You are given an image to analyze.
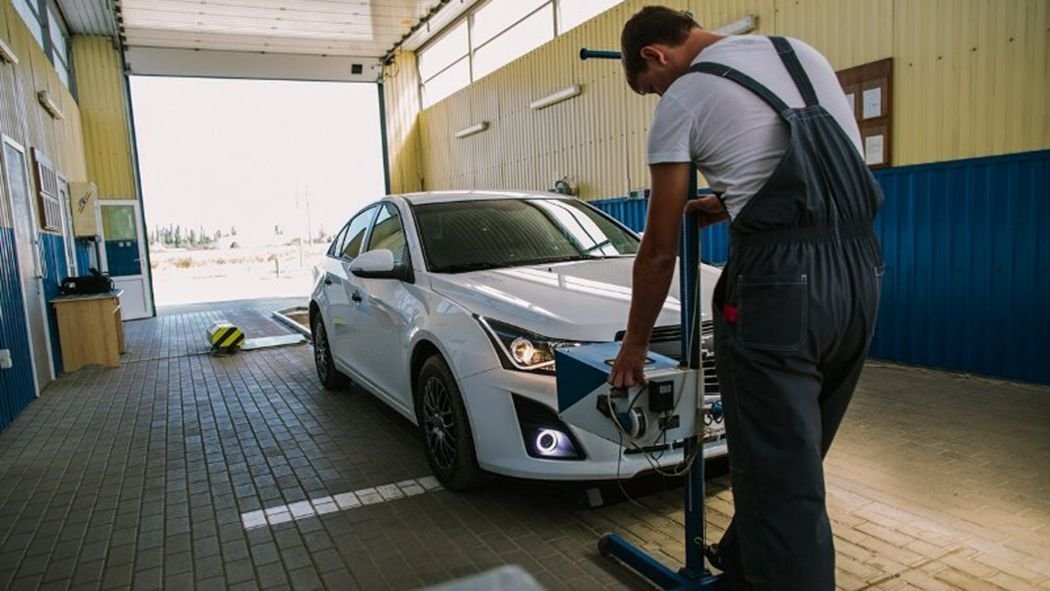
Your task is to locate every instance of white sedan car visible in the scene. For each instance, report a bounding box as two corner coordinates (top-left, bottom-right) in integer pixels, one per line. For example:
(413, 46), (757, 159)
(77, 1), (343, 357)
(310, 190), (725, 490)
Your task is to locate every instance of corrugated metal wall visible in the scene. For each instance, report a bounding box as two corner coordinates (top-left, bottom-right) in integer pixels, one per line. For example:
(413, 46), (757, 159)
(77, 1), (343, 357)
(593, 191), (731, 263)
(383, 0), (1049, 199)
(0, 2), (88, 188)
(593, 151), (1050, 385)
(74, 238), (92, 272)
(40, 233), (67, 375)
(382, 52), (424, 194)
(871, 150), (1049, 385)
(1, 3), (93, 428)
(0, 227), (36, 431)
(72, 36), (136, 200)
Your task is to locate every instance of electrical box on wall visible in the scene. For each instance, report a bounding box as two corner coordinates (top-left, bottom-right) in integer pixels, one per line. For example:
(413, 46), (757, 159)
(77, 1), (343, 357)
(69, 181), (99, 238)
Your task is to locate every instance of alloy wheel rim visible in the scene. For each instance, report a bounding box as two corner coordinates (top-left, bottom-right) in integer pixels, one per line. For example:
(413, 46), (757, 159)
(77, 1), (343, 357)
(422, 377), (456, 471)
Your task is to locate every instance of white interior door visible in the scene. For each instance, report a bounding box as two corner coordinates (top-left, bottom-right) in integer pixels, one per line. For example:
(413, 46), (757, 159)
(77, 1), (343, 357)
(100, 200), (155, 319)
(2, 136), (53, 392)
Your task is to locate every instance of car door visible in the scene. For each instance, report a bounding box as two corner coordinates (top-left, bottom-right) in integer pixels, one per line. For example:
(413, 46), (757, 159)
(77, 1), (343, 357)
(344, 202), (416, 410)
(324, 205), (377, 371)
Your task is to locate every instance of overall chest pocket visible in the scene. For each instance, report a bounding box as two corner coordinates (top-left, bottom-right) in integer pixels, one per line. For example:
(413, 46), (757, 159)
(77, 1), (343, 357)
(736, 274), (808, 351)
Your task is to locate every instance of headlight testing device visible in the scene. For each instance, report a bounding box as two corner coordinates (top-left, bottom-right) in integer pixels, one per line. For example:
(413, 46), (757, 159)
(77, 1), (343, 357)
(554, 47), (724, 591)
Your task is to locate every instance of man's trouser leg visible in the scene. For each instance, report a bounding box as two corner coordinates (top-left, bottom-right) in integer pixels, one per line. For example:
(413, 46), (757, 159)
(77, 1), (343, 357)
(713, 321), (833, 590)
(711, 248), (881, 590)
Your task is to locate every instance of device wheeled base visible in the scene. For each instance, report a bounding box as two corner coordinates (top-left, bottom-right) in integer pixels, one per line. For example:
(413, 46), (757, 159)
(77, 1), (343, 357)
(598, 533), (723, 590)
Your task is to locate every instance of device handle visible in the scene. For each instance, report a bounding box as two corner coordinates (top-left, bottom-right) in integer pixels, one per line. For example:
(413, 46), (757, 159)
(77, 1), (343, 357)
(579, 48), (621, 60)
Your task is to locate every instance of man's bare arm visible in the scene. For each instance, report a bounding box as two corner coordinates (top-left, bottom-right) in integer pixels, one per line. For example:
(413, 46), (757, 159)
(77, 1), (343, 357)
(609, 162), (692, 387)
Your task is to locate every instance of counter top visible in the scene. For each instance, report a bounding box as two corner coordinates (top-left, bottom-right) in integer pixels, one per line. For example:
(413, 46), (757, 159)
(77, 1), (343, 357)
(50, 290), (124, 304)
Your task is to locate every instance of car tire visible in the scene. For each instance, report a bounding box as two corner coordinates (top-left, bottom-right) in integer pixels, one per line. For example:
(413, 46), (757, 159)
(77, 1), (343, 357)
(415, 355), (487, 491)
(312, 315), (349, 391)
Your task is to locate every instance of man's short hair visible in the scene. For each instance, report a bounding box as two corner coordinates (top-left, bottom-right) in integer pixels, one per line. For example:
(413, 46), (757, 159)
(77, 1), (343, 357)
(621, 6), (701, 92)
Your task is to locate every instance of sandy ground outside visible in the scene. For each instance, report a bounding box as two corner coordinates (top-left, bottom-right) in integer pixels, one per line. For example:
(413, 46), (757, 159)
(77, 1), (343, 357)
(150, 243), (327, 307)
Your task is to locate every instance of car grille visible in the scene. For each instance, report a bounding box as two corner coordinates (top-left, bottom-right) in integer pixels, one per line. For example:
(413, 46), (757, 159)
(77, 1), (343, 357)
(615, 321), (720, 395)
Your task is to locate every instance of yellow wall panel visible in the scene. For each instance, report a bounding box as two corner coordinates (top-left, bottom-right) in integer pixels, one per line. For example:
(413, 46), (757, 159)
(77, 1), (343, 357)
(72, 36), (135, 200)
(382, 51), (424, 194)
(0, 3), (88, 228)
(384, 0), (1048, 200)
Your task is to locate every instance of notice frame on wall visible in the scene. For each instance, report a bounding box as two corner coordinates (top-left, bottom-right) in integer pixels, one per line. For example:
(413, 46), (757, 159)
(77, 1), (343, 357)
(837, 58), (893, 168)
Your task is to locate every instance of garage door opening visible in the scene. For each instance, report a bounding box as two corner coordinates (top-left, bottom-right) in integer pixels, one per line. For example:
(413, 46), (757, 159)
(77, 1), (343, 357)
(129, 77), (385, 307)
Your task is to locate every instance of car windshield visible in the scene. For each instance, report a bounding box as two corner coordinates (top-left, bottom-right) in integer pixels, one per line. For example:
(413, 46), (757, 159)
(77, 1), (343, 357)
(414, 198), (640, 273)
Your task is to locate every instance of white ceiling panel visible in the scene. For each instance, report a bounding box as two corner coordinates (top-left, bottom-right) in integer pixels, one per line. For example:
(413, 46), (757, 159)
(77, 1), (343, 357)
(53, 0), (478, 80)
(118, 0), (442, 57)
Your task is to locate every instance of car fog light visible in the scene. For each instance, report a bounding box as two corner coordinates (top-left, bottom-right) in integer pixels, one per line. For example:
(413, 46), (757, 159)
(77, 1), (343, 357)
(510, 337), (535, 365)
(535, 429), (563, 455)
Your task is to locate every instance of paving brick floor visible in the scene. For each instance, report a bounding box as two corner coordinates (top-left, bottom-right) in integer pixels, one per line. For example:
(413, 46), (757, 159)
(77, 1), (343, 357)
(0, 299), (1047, 590)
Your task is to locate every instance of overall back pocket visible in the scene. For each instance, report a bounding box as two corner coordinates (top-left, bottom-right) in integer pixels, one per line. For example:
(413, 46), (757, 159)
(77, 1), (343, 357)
(737, 274), (808, 351)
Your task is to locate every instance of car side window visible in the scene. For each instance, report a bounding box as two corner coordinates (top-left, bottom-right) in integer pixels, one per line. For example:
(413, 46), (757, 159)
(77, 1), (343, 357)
(364, 203), (408, 265)
(341, 206), (378, 260)
(327, 223), (350, 258)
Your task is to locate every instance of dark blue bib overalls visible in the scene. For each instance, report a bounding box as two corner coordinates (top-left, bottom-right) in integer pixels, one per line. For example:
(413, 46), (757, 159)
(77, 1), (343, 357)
(690, 37), (884, 590)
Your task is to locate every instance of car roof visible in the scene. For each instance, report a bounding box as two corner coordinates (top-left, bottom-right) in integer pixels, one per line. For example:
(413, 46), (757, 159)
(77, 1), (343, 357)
(395, 190), (576, 205)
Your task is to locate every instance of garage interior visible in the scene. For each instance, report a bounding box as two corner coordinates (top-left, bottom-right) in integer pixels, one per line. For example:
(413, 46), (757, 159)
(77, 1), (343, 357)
(0, 1), (1047, 591)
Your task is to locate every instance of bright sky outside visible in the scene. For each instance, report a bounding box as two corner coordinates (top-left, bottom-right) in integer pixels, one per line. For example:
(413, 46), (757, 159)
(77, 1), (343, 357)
(129, 77), (385, 247)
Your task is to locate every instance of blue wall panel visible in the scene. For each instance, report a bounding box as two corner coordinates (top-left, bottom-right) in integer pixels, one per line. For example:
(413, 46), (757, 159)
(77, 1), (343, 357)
(869, 150), (1049, 385)
(592, 197), (730, 265)
(74, 239), (92, 273)
(591, 150), (1049, 384)
(0, 227), (37, 432)
(40, 233), (67, 375)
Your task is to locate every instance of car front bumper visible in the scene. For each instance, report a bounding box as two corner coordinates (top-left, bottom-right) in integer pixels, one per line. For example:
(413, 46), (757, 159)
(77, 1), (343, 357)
(458, 367), (727, 481)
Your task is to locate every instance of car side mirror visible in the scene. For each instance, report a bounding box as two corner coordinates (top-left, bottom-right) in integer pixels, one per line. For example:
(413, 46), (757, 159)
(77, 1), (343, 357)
(350, 249), (413, 282)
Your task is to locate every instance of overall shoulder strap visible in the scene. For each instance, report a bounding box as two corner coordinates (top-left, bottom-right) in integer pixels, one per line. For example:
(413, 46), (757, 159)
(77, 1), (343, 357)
(769, 36), (819, 107)
(688, 62), (791, 115)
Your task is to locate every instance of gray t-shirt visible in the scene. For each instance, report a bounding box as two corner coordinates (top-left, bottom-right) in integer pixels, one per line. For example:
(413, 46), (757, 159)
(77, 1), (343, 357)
(647, 35), (863, 219)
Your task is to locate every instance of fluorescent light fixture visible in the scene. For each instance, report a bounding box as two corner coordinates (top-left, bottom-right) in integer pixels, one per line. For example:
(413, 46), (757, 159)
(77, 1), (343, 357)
(714, 15), (757, 35)
(37, 90), (63, 120)
(529, 85), (582, 111)
(454, 121), (489, 139)
(0, 38), (18, 64)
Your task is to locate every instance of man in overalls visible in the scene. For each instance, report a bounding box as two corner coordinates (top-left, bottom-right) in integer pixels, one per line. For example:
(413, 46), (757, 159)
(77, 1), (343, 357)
(608, 6), (884, 590)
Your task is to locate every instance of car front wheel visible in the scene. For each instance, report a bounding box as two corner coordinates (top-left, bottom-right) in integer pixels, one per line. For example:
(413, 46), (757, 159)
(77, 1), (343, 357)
(415, 355), (486, 490)
(312, 314), (349, 390)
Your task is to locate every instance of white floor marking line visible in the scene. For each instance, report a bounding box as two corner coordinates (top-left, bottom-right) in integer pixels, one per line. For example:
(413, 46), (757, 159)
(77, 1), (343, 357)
(240, 476), (444, 530)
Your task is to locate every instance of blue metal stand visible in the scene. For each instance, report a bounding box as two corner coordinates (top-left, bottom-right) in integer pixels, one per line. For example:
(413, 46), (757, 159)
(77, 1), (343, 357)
(581, 48), (722, 590)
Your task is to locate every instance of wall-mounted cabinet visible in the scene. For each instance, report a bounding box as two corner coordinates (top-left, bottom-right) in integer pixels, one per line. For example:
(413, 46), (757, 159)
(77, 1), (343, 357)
(68, 181), (99, 238)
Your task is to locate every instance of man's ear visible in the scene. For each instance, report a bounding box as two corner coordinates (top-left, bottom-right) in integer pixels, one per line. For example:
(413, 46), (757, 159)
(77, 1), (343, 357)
(639, 45), (668, 66)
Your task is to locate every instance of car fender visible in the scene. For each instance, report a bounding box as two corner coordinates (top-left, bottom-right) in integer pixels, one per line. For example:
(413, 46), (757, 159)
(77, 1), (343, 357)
(406, 305), (501, 388)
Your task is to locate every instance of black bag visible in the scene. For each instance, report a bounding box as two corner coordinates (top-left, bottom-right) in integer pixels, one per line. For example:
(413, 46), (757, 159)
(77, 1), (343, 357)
(59, 269), (114, 295)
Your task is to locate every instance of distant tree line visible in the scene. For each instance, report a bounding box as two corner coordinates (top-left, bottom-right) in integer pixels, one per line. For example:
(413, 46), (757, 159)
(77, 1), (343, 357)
(150, 224), (237, 249)
(149, 223), (331, 249)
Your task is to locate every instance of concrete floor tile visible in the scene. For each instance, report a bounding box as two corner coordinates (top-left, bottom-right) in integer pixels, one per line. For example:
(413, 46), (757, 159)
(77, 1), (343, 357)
(0, 299), (1044, 591)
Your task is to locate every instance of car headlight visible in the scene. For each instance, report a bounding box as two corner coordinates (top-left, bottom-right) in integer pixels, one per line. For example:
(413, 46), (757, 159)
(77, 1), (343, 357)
(476, 316), (581, 374)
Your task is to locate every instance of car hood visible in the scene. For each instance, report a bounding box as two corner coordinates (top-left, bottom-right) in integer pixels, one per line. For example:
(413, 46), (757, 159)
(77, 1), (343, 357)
(428, 257), (721, 342)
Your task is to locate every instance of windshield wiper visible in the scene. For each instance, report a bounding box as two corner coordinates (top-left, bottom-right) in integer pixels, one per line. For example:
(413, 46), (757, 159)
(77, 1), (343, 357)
(514, 254), (614, 266)
(437, 262), (511, 273)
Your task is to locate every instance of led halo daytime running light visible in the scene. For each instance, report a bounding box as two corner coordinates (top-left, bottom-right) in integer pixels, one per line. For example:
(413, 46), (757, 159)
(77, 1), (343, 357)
(535, 429), (563, 455)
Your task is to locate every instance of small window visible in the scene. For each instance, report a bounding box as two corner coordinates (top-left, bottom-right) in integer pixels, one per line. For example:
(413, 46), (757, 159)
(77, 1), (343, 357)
(365, 203), (408, 265)
(471, 0), (547, 47)
(473, 3), (554, 80)
(421, 58), (470, 108)
(340, 206), (377, 260)
(12, 0), (43, 49)
(48, 8), (72, 90)
(418, 21), (469, 81)
(328, 223), (350, 257)
(557, 0), (622, 34)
